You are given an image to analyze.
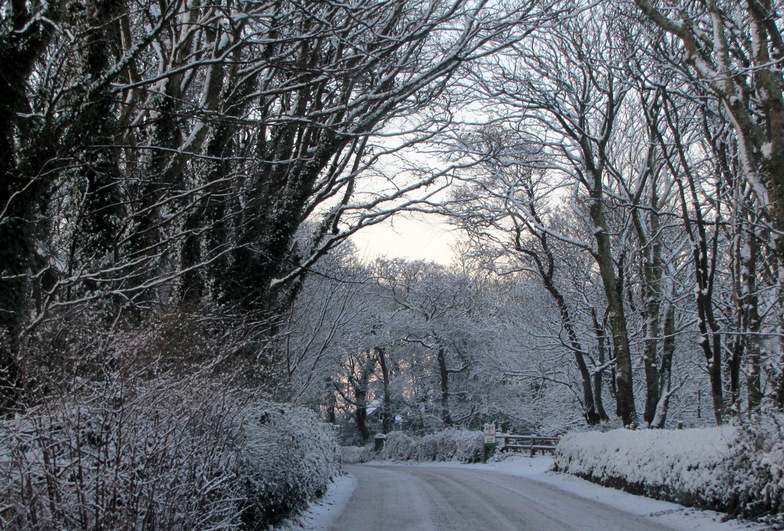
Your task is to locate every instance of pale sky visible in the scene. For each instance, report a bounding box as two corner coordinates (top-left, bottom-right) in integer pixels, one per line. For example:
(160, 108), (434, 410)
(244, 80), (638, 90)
(350, 212), (460, 265)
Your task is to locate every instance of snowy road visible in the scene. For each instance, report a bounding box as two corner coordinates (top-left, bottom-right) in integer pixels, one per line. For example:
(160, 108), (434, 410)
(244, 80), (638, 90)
(285, 457), (759, 531)
(329, 464), (676, 530)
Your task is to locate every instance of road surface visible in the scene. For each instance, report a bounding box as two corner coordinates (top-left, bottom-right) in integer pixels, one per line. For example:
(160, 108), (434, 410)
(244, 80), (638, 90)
(328, 464), (684, 531)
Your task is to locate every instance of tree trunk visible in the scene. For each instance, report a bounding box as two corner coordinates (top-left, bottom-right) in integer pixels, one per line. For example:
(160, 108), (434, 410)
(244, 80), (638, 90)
(354, 351), (377, 444)
(0, 0), (57, 409)
(437, 347), (452, 426)
(525, 232), (603, 425)
(741, 225), (762, 412)
(325, 378), (336, 424)
(639, 174), (663, 425)
(651, 297), (675, 428)
(377, 347), (394, 434)
(589, 190), (638, 426)
(546, 283), (601, 425)
(590, 308), (610, 422)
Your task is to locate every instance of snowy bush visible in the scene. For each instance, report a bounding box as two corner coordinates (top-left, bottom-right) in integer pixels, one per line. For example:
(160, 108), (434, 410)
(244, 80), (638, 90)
(237, 404), (340, 529)
(0, 370), (247, 529)
(340, 444), (375, 464)
(554, 427), (737, 509)
(345, 429), (484, 463)
(379, 431), (415, 461)
(0, 385), (342, 530)
(0, 309), (342, 530)
(418, 429), (483, 463)
(724, 412), (784, 522)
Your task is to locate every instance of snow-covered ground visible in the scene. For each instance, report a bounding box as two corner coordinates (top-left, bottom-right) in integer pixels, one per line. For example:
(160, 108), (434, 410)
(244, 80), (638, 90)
(279, 456), (764, 530)
(276, 472), (358, 530)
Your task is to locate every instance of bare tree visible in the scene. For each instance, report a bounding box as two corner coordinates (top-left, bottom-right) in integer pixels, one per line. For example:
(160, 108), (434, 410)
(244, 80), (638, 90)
(632, 0), (784, 409)
(440, 5), (644, 425)
(0, 0), (542, 407)
(443, 126), (611, 425)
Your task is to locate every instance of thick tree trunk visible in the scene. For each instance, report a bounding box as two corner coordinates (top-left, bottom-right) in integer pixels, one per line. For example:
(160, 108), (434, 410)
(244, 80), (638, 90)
(590, 309), (610, 422)
(377, 348), (394, 434)
(325, 378), (337, 424)
(356, 404), (370, 444)
(589, 192), (638, 426)
(651, 298), (675, 428)
(0, 2), (57, 410)
(437, 347), (452, 426)
(354, 351), (377, 444)
(742, 226), (762, 412)
(639, 180), (663, 425)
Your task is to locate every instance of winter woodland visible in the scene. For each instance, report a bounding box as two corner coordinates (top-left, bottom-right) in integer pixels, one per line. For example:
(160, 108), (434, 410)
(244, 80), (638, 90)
(2, 0), (784, 527)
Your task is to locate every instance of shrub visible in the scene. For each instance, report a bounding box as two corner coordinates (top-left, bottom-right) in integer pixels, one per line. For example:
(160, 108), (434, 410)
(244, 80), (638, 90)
(340, 445), (375, 464)
(0, 310), (342, 530)
(554, 427), (736, 510)
(238, 404), (340, 529)
(379, 431), (415, 462)
(347, 429), (484, 464)
(0, 369), (246, 529)
(416, 429), (483, 463)
(725, 411), (784, 524)
(554, 417), (784, 525)
(0, 381), (342, 530)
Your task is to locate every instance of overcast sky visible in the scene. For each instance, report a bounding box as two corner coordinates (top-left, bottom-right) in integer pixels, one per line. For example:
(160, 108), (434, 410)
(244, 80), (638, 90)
(350, 213), (459, 265)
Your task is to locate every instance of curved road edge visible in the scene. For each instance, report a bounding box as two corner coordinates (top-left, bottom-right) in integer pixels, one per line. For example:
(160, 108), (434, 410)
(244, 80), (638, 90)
(276, 470), (358, 530)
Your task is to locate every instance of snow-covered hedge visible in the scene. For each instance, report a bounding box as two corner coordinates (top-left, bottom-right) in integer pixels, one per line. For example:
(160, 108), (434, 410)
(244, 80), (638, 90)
(414, 429), (484, 463)
(0, 373), (246, 529)
(555, 427), (737, 508)
(344, 429), (484, 464)
(555, 417), (784, 524)
(238, 404), (340, 528)
(340, 444), (375, 464)
(0, 378), (340, 529)
(725, 413), (784, 521)
(381, 431), (417, 461)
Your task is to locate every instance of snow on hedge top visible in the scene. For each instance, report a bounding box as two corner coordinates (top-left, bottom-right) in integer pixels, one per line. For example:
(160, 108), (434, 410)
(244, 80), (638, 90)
(555, 427), (738, 503)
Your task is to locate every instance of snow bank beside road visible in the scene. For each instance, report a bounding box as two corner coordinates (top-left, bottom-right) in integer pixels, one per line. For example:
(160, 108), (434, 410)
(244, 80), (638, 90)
(275, 472), (357, 530)
(555, 427), (736, 509)
(542, 417), (784, 525)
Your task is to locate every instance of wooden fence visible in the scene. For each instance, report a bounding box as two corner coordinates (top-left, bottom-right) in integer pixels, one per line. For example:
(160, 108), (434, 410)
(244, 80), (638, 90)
(495, 434), (560, 456)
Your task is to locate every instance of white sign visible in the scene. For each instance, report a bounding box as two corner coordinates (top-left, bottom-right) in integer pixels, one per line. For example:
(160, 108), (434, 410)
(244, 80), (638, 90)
(483, 423), (496, 444)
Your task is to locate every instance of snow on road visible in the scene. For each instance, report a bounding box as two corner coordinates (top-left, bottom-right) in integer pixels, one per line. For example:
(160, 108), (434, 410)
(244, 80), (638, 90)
(278, 456), (763, 531)
(463, 457), (759, 530)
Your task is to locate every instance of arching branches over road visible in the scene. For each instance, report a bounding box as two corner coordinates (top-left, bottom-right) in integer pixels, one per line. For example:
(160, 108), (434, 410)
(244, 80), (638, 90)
(0, 0), (544, 407)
